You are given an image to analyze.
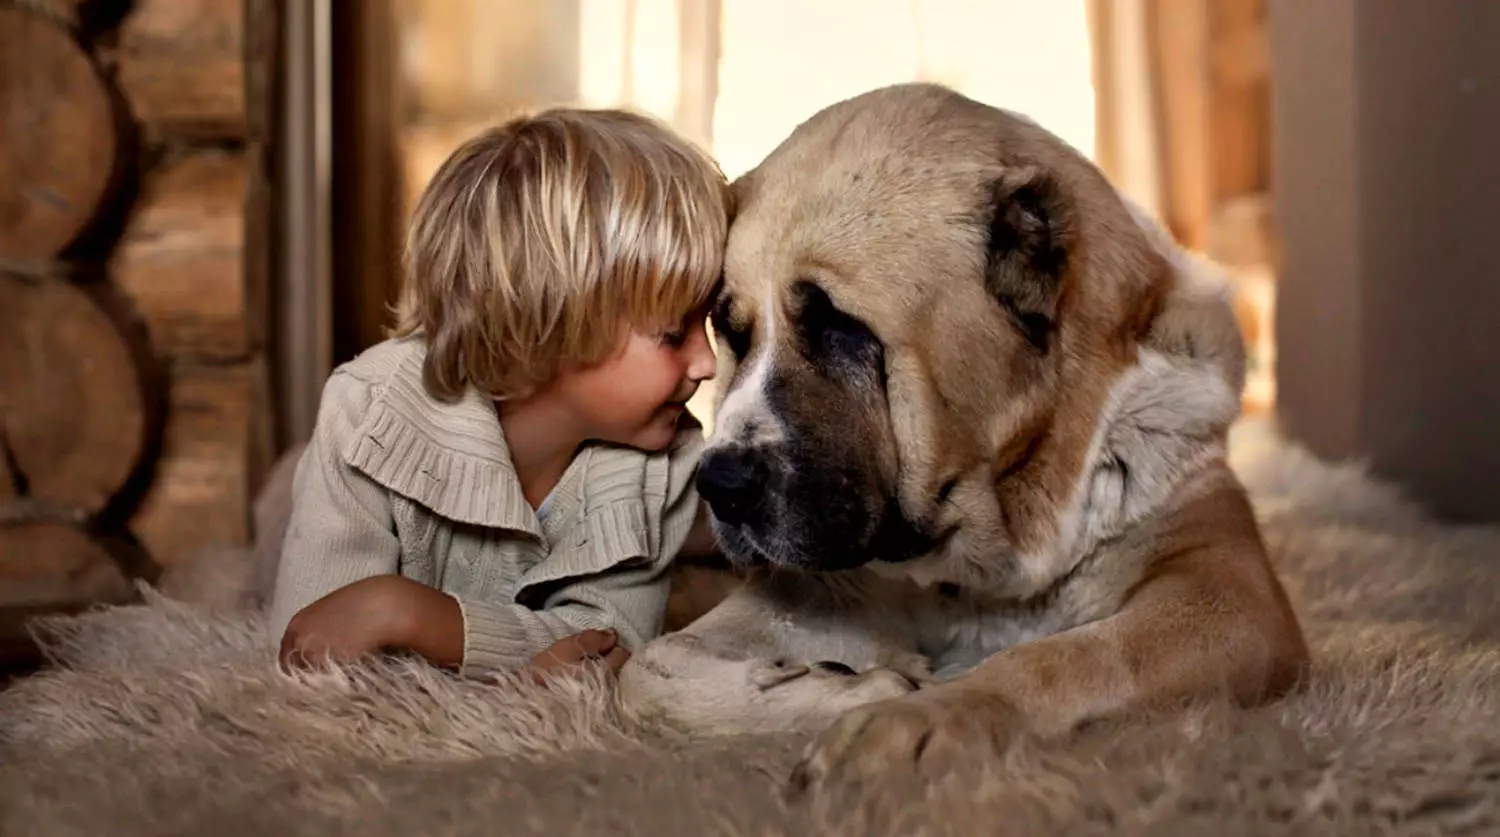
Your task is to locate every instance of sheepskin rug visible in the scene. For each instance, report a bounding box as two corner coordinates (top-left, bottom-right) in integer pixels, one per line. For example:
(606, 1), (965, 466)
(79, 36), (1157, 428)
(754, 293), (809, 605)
(4, 418), (1500, 836)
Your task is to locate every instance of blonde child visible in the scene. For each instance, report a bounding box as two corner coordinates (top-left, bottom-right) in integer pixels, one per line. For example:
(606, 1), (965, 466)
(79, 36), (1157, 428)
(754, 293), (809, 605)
(268, 107), (726, 681)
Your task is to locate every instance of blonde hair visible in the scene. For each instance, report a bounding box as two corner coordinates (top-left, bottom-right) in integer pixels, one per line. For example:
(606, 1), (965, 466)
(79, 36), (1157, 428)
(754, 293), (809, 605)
(392, 107), (730, 402)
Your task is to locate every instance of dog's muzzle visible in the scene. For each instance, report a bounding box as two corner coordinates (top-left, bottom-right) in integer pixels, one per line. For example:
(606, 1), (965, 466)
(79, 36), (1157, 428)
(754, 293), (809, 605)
(696, 446), (771, 526)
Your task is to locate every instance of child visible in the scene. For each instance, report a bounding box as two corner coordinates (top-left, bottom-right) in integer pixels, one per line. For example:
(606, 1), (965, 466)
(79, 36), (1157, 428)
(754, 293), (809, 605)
(268, 107), (726, 682)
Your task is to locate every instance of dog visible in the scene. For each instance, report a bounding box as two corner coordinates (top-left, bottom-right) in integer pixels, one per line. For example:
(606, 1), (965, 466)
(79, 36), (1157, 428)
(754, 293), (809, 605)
(615, 83), (1310, 797)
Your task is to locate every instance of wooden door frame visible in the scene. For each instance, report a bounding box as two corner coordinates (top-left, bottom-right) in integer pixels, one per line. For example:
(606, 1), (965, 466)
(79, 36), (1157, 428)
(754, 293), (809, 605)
(328, 0), (404, 370)
(273, 0), (333, 450)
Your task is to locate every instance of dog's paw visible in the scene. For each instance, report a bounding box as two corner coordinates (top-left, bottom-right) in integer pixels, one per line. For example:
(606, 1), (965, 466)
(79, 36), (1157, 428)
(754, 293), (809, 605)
(753, 660), (918, 704)
(749, 657), (812, 689)
(787, 686), (1018, 797)
(618, 640), (924, 738)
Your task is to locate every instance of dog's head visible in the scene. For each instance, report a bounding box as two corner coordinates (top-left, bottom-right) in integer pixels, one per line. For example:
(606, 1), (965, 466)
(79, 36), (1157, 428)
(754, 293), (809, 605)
(700, 84), (1245, 593)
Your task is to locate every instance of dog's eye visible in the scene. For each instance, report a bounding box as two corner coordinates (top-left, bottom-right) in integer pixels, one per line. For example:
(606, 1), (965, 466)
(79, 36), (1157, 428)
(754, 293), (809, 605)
(710, 294), (751, 360)
(794, 281), (882, 377)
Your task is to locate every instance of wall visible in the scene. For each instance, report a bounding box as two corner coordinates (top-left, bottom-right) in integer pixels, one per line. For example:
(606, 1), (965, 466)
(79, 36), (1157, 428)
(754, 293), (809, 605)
(0, 0), (277, 655)
(1272, 0), (1500, 522)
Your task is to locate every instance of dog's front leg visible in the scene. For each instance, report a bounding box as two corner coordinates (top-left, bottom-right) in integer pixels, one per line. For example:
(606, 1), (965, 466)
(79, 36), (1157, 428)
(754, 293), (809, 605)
(618, 570), (928, 737)
(790, 489), (1310, 795)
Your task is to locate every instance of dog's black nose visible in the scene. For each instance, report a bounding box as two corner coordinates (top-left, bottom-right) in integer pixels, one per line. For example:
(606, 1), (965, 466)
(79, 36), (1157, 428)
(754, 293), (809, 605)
(696, 448), (767, 526)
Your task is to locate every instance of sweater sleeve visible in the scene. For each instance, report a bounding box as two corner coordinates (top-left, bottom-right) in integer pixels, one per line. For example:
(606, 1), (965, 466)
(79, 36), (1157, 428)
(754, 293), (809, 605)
(266, 370), (402, 645)
(440, 595), (583, 677)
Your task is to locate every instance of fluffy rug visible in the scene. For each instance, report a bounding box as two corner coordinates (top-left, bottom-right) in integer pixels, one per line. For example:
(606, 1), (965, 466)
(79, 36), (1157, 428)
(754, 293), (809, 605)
(4, 418), (1500, 836)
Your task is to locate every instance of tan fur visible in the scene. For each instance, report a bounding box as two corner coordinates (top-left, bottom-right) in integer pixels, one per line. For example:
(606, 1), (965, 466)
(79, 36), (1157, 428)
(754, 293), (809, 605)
(617, 83), (1309, 796)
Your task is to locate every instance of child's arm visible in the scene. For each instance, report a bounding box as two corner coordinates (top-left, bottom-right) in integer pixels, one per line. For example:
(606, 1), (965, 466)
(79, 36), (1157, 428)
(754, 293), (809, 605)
(281, 563), (633, 679)
(271, 370), (609, 676)
(373, 581), (631, 680)
(268, 370), (404, 663)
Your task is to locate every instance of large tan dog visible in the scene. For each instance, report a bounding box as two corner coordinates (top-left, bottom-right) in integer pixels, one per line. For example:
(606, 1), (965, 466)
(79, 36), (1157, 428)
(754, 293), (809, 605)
(616, 83), (1309, 796)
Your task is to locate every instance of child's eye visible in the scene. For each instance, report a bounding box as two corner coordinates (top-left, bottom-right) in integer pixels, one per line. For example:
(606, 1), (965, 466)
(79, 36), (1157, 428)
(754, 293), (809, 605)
(658, 327), (688, 347)
(659, 307), (710, 348)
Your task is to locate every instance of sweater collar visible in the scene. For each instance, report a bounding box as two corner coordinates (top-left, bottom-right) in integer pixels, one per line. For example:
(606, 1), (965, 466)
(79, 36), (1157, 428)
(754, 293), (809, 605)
(341, 341), (590, 535)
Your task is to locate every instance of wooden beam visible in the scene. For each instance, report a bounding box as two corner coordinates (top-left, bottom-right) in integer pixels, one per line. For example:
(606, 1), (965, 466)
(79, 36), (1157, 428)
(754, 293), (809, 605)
(0, 273), (157, 517)
(1206, 0), (1271, 204)
(0, 6), (128, 259)
(244, 0), (283, 492)
(113, 151), (250, 361)
(115, 0), (249, 141)
(130, 361), (254, 567)
(329, 0), (404, 364)
(1146, 0), (1212, 251)
(1145, 0), (1273, 259)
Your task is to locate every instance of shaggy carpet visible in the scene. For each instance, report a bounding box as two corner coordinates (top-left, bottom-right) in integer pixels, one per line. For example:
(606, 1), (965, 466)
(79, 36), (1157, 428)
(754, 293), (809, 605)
(3, 418), (1500, 836)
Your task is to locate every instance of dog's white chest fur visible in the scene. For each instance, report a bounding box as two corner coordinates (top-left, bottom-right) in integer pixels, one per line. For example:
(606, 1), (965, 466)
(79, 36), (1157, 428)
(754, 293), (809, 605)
(910, 584), (1075, 679)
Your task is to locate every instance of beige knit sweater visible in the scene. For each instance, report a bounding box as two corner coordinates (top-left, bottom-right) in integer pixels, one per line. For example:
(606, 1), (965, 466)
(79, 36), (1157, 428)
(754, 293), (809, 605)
(267, 336), (705, 678)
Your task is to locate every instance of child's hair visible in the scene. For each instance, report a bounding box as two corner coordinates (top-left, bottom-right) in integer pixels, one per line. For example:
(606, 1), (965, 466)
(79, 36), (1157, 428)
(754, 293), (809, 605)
(392, 107), (731, 402)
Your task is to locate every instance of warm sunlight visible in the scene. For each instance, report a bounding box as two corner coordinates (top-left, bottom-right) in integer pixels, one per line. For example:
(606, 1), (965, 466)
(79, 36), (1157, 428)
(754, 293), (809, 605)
(712, 0), (1095, 179)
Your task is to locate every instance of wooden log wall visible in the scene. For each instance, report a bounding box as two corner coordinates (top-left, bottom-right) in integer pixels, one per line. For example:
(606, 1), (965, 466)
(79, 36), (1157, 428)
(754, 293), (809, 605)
(0, 0), (278, 670)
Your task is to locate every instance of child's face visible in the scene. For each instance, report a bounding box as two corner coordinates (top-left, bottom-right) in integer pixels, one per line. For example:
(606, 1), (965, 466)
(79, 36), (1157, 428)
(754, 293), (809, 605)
(557, 305), (717, 451)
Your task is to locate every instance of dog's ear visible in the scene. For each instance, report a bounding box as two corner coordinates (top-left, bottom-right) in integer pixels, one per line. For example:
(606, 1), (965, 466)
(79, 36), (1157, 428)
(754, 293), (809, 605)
(983, 167), (1071, 351)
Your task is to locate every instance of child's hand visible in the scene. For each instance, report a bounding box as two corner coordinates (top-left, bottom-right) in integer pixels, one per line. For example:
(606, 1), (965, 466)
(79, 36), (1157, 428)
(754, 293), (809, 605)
(523, 629), (631, 685)
(278, 575), (419, 671)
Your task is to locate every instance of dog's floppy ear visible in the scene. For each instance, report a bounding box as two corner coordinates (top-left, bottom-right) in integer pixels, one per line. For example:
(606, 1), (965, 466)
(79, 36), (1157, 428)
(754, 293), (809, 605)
(983, 166), (1071, 352)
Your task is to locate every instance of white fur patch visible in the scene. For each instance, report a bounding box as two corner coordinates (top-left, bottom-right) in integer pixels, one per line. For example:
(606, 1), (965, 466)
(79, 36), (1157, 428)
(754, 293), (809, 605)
(1078, 348), (1238, 540)
(1019, 349), (1241, 593)
(709, 290), (786, 448)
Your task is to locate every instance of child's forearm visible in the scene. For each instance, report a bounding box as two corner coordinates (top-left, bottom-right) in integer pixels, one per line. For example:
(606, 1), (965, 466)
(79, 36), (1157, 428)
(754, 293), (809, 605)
(324, 577), (630, 677)
(380, 578), (579, 675)
(277, 574), (432, 670)
(380, 577), (467, 670)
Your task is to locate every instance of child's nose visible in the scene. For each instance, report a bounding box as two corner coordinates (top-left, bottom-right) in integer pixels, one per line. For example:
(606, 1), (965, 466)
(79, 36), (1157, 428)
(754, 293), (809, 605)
(686, 326), (717, 380)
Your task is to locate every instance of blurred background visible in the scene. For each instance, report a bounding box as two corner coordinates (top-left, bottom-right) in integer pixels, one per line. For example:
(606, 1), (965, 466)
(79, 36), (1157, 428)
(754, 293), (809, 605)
(381, 0), (1278, 430)
(1, 0), (1494, 674)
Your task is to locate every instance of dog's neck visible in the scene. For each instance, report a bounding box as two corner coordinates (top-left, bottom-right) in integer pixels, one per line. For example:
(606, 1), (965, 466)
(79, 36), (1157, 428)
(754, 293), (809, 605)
(875, 343), (1239, 601)
(877, 213), (1246, 601)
